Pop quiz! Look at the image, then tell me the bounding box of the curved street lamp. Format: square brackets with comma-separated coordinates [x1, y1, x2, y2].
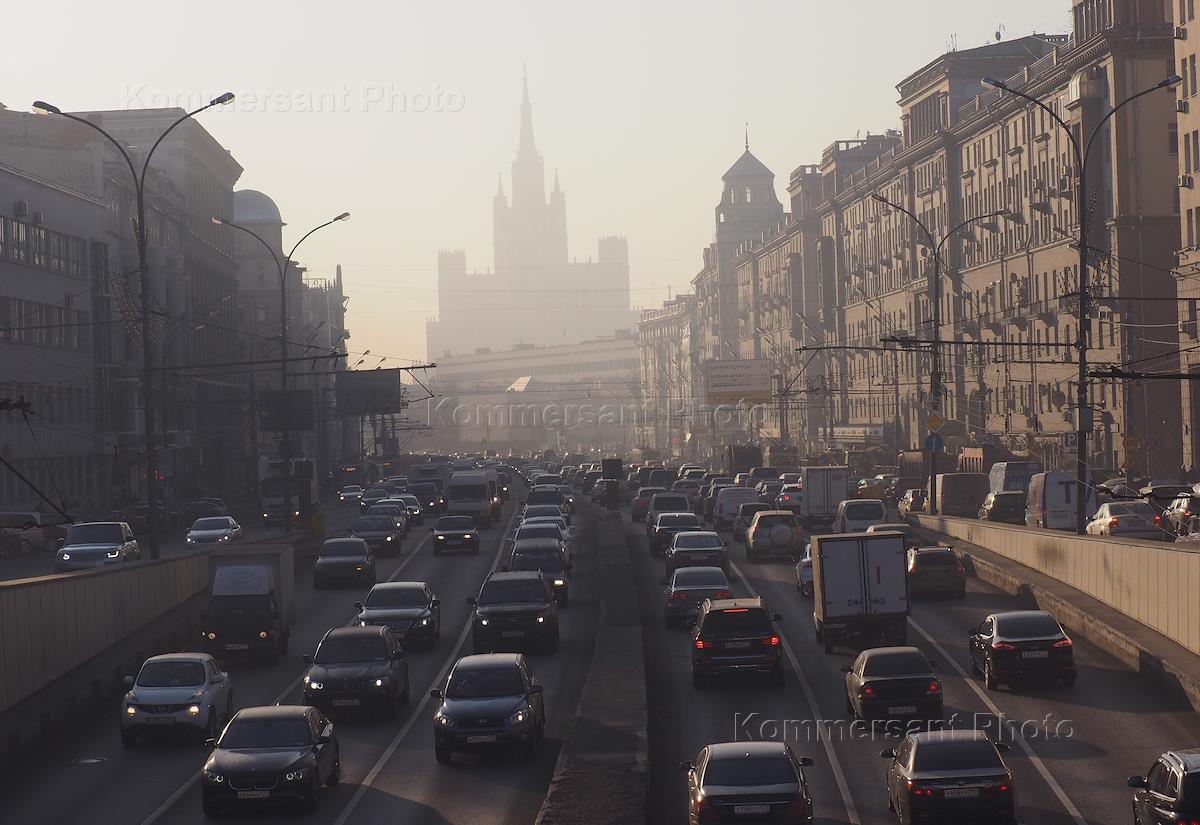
[33, 93, 235, 558]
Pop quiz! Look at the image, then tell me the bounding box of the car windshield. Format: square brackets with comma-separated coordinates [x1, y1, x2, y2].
[437, 517, 475, 531]
[755, 515, 796, 529]
[704, 756, 796, 786]
[861, 652, 930, 677]
[446, 667, 525, 698]
[342, 486, 362, 493]
[398, 495, 421, 506]
[912, 740, 1003, 772]
[365, 586, 427, 608]
[354, 517, 394, 532]
[844, 501, 884, 519]
[65, 523, 123, 544]
[449, 484, 487, 499]
[516, 526, 561, 541]
[478, 578, 548, 604]
[995, 614, 1063, 638]
[191, 518, 230, 531]
[674, 534, 722, 548]
[740, 504, 771, 515]
[525, 506, 562, 518]
[410, 484, 438, 499]
[702, 609, 772, 637]
[363, 490, 387, 500]
[993, 496, 1025, 511]
[660, 515, 700, 527]
[220, 717, 311, 749]
[137, 660, 206, 687]
[321, 540, 365, 557]
[510, 552, 566, 572]
[674, 569, 726, 587]
[315, 635, 389, 663]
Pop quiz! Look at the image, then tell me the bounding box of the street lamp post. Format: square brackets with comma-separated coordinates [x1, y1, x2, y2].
[33, 93, 235, 559]
[211, 213, 350, 532]
[871, 193, 1009, 515]
[983, 73, 1181, 534]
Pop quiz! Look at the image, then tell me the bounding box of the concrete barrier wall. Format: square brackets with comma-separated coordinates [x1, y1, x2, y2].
[0, 554, 211, 714]
[916, 515, 1200, 656]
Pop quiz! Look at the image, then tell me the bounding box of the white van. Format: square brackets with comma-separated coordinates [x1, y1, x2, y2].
[714, 487, 761, 529]
[833, 499, 887, 533]
[1026, 471, 1101, 530]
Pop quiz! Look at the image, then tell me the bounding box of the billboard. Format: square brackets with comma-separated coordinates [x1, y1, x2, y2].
[704, 358, 774, 404]
[259, 389, 314, 431]
[335, 369, 406, 415]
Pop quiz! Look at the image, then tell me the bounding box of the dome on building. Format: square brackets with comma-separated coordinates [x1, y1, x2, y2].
[233, 189, 283, 225]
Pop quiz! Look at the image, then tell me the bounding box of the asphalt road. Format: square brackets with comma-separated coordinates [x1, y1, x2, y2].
[0, 483, 604, 825]
[629, 514, 1200, 825]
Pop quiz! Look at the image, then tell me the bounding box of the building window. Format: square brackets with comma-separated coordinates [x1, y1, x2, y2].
[11, 221, 28, 264]
[745, 187, 753, 203]
[729, 189, 736, 205]
[1171, 122, 1180, 157]
[0, 216, 7, 260]
[1192, 55, 1198, 98]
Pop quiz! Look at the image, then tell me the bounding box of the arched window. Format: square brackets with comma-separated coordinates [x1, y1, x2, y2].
[719, 212, 726, 223]
[745, 187, 753, 203]
[729, 189, 736, 204]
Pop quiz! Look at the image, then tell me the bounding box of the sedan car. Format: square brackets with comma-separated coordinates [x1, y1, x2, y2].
[431, 515, 480, 555]
[337, 485, 363, 505]
[881, 730, 1014, 825]
[55, 521, 139, 572]
[395, 494, 425, 524]
[201, 705, 340, 816]
[978, 491, 1027, 524]
[185, 516, 243, 546]
[302, 626, 410, 717]
[359, 488, 389, 512]
[355, 581, 441, 645]
[969, 609, 1076, 689]
[648, 512, 703, 555]
[468, 571, 560, 653]
[665, 530, 728, 576]
[348, 515, 402, 556]
[431, 653, 546, 763]
[774, 485, 804, 515]
[1084, 501, 1165, 540]
[508, 538, 572, 607]
[121, 653, 232, 745]
[842, 646, 941, 723]
[662, 566, 731, 627]
[313, 537, 375, 588]
[906, 546, 966, 599]
[681, 741, 814, 824]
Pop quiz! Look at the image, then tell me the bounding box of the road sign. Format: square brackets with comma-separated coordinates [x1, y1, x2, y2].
[924, 432, 945, 453]
[1064, 433, 1077, 448]
[925, 413, 945, 432]
[1122, 435, 1140, 450]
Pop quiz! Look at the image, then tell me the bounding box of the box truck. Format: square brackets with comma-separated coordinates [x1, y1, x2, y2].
[201, 545, 295, 664]
[811, 531, 908, 653]
[799, 465, 849, 528]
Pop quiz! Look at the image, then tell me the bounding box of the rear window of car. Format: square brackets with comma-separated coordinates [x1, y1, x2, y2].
[755, 515, 796, 530]
[526, 490, 565, 505]
[738, 503, 771, 516]
[653, 495, 689, 510]
[861, 651, 930, 677]
[912, 740, 1003, 772]
[704, 755, 796, 787]
[994, 613, 1063, 638]
[1108, 503, 1156, 517]
[66, 523, 124, 544]
[701, 608, 772, 637]
[844, 501, 885, 519]
[674, 568, 726, 587]
[913, 550, 957, 567]
[353, 517, 394, 532]
[660, 514, 700, 527]
[437, 517, 475, 530]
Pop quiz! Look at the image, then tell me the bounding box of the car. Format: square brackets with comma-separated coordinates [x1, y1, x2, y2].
[1127, 749, 1200, 824]
[897, 488, 926, 516]
[348, 515, 402, 556]
[648, 511, 703, 555]
[302, 625, 410, 717]
[756, 481, 784, 504]
[662, 566, 731, 627]
[681, 741, 814, 824]
[745, 510, 803, 562]
[508, 538, 572, 607]
[409, 482, 444, 513]
[185, 516, 243, 545]
[703, 479, 734, 521]
[833, 498, 887, 533]
[431, 515, 480, 554]
[359, 488, 388, 512]
[121, 653, 233, 746]
[1085, 501, 1166, 540]
[734, 473, 750, 487]
[366, 502, 408, 534]
[842, 646, 941, 723]
[713, 487, 760, 530]
[665, 530, 728, 576]
[522, 503, 568, 523]
[581, 470, 603, 492]
[200, 705, 340, 816]
[1162, 493, 1200, 535]
[865, 522, 922, 549]
[355, 581, 441, 645]
[506, 520, 569, 551]
[468, 571, 560, 653]
[880, 730, 1014, 825]
[794, 544, 814, 597]
[395, 493, 425, 524]
[647, 492, 692, 528]
[313, 537, 375, 588]
[774, 484, 804, 514]
[968, 609, 1076, 689]
[54, 521, 139, 572]
[631, 486, 667, 522]
[431, 653, 546, 763]
[732, 502, 773, 543]
[907, 546, 966, 599]
[690, 597, 784, 688]
[778, 473, 802, 485]
[976, 491, 1027, 524]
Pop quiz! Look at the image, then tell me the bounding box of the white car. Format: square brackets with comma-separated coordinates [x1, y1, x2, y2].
[121, 653, 233, 745]
[185, 516, 243, 545]
[833, 499, 887, 533]
[1085, 502, 1165, 540]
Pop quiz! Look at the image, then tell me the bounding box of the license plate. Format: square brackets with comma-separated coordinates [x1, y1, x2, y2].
[224, 643, 249, 651]
[1022, 650, 1049, 659]
[146, 717, 176, 725]
[887, 706, 917, 715]
[466, 735, 497, 744]
[332, 698, 361, 707]
[733, 804, 771, 815]
[501, 630, 525, 638]
[237, 791, 269, 799]
[724, 641, 751, 649]
[943, 788, 980, 799]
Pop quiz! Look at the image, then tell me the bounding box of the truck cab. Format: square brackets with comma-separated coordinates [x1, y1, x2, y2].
[201, 548, 295, 664]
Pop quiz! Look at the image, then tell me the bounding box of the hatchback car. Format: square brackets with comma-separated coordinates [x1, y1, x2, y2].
[648, 511, 703, 555]
[647, 492, 692, 528]
[185, 516, 242, 546]
[431, 515, 480, 554]
[302, 626, 410, 717]
[834, 498, 887, 533]
[746, 510, 803, 562]
[665, 530, 728, 576]
[201, 705, 340, 816]
[907, 546, 966, 599]
[969, 610, 1076, 689]
[978, 491, 1027, 524]
[469, 571, 560, 653]
[121, 653, 232, 745]
[681, 741, 814, 824]
[842, 646, 941, 723]
[1128, 749, 1200, 825]
[774, 485, 804, 514]
[880, 730, 1014, 825]
[662, 566, 731, 627]
[355, 581, 441, 645]
[431, 654, 546, 763]
[313, 537, 375, 588]
[55, 521, 139, 572]
[691, 597, 784, 688]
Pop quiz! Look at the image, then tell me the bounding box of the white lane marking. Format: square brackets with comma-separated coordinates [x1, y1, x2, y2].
[729, 560, 861, 825]
[329, 504, 522, 825]
[906, 616, 1087, 825]
[137, 529, 435, 825]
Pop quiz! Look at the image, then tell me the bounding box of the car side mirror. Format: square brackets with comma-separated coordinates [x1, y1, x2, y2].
[302, 654, 313, 664]
[1127, 775, 1148, 789]
[430, 598, 441, 608]
[677, 760, 694, 771]
[123, 675, 135, 687]
[879, 748, 895, 759]
[205, 737, 217, 749]
[430, 689, 443, 700]
[353, 601, 363, 611]
[798, 756, 814, 767]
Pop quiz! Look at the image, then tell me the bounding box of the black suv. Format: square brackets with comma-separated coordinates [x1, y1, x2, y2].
[431, 653, 546, 763]
[301, 626, 410, 718]
[1128, 748, 1200, 824]
[468, 571, 560, 653]
[690, 597, 784, 688]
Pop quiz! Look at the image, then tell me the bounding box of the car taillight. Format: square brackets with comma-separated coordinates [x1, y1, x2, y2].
[1109, 517, 1119, 528]
[714, 590, 732, 599]
[1156, 515, 1163, 525]
[926, 680, 941, 694]
[761, 635, 781, 647]
[1053, 638, 1073, 648]
[783, 796, 808, 816]
[696, 797, 721, 822]
[694, 638, 710, 650]
[860, 685, 876, 697]
[906, 779, 933, 797]
[994, 781, 1012, 793]
[992, 642, 1017, 652]
[670, 591, 687, 602]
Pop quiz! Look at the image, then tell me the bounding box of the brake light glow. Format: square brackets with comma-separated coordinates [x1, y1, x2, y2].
[696, 797, 721, 822]
[995, 782, 1012, 793]
[783, 796, 808, 816]
[723, 608, 750, 613]
[1109, 517, 1119, 528]
[694, 638, 710, 650]
[926, 680, 941, 694]
[761, 635, 781, 647]
[992, 642, 1017, 651]
[1053, 638, 1073, 648]
[906, 779, 933, 797]
[861, 685, 876, 697]
[669, 591, 687, 602]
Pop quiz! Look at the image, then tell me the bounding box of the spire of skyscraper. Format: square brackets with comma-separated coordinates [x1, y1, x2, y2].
[518, 68, 537, 159]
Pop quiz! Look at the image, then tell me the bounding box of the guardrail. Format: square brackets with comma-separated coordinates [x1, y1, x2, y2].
[916, 515, 1200, 656]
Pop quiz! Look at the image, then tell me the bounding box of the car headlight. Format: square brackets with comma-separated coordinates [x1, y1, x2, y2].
[359, 620, 369, 627]
[187, 705, 201, 717]
[553, 579, 565, 587]
[258, 630, 270, 639]
[262, 512, 270, 519]
[385, 535, 393, 542]
[284, 769, 307, 782]
[307, 680, 324, 690]
[480, 618, 490, 626]
[107, 549, 120, 558]
[435, 712, 454, 728]
[125, 705, 137, 716]
[204, 770, 225, 783]
[464, 534, 475, 541]
[61, 553, 71, 560]
[536, 616, 545, 624]
[186, 536, 196, 544]
[219, 534, 230, 542]
[373, 677, 389, 688]
[206, 632, 217, 640]
[416, 616, 430, 626]
[507, 707, 530, 725]
[436, 534, 446, 540]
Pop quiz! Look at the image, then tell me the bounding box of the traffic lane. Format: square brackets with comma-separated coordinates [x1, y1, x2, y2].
[626, 517, 857, 825]
[336, 500, 602, 825]
[0, 507, 430, 825]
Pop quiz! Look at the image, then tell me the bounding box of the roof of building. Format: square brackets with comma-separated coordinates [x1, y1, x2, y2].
[723, 149, 774, 180]
[233, 189, 282, 224]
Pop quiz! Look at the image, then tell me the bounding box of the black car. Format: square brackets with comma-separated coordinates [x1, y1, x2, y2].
[359, 488, 388, 512]
[348, 515, 402, 557]
[468, 571, 560, 654]
[842, 646, 941, 723]
[354, 581, 441, 645]
[431, 515, 480, 555]
[302, 626, 410, 717]
[978, 491, 1027, 525]
[201, 705, 340, 816]
[665, 530, 728, 576]
[409, 482, 443, 513]
[690, 597, 784, 688]
[431, 653, 546, 763]
[907, 546, 966, 599]
[508, 539, 572, 607]
[313, 538, 376, 588]
[880, 730, 1015, 825]
[648, 512, 702, 555]
[1128, 748, 1200, 824]
[681, 741, 814, 824]
[969, 610, 1076, 689]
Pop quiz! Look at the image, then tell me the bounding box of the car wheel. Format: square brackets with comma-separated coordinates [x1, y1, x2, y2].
[201, 793, 223, 818]
[983, 659, 997, 690]
[435, 742, 453, 764]
[328, 750, 341, 785]
[302, 777, 320, 812]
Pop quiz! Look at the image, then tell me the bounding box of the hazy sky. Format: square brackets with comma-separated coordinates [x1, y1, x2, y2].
[8, 0, 1069, 366]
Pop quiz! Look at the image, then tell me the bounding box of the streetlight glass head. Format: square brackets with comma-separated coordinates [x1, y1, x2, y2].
[981, 77, 1005, 91]
[211, 92, 236, 106]
[869, 193, 887, 204]
[335, 212, 351, 222]
[31, 100, 61, 115]
[1162, 75, 1185, 89]
[210, 216, 226, 225]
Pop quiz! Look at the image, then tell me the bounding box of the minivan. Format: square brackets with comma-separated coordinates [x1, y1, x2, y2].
[833, 499, 887, 533]
[1027, 471, 1101, 530]
[713, 487, 761, 530]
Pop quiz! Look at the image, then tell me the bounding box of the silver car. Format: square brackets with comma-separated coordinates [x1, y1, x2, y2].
[55, 521, 139, 572]
[121, 653, 233, 745]
[662, 566, 731, 627]
[1085, 502, 1166, 540]
[185, 516, 243, 545]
